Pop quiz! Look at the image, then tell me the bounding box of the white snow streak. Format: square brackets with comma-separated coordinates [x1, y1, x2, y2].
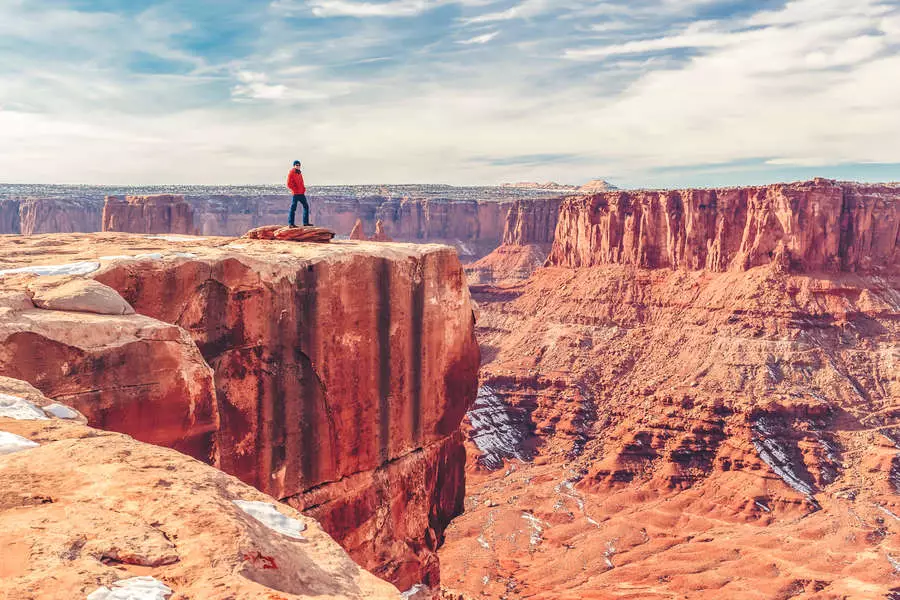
[0, 261, 100, 277]
[86, 576, 173, 600]
[0, 431, 39, 455]
[233, 500, 306, 539]
[147, 235, 207, 242]
[43, 403, 81, 419]
[0, 393, 49, 420]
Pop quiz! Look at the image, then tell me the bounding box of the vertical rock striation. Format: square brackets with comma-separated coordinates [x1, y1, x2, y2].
[103, 195, 196, 235]
[19, 198, 103, 234]
[0, 200, 21, 234]
[548, 179, 900, 274]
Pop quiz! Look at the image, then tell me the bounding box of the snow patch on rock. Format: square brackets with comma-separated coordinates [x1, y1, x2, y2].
[147, 235, 206, 243]
[0, 261, 100, 277]
[468, 386, 533, 470]
[43, 402, 81, 420]
[86, 576, 173, 600]
[233, 500, 306, 540]
[0, 393, 49, 420]
[401, 584, 431, 600]
[0, 431, 40, 455]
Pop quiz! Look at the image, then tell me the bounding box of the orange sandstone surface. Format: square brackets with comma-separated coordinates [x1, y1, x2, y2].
[441, 180, 900, 599]
[0, 378, 401, 600]
[0, 232, 480, 593]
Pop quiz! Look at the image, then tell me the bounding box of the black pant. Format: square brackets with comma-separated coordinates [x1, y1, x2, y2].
[289, 194, 309, 226]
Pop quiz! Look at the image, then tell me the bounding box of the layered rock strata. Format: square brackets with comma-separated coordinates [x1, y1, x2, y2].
[0, 378, 401, 600]
[102, 195, 195, 235]
[0, 233, 480, 591]
[441, 180, 900, 599]
[548, 179, 900, 274]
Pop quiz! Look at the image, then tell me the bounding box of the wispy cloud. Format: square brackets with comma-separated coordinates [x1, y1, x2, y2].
[463, 0, 551, 23]
[458, 31, 499, 44]
[1, 0, 900, 186]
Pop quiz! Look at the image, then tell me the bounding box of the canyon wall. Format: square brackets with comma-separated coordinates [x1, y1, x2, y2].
[0, 233, 480, 592]
[467, 197, 563, 284]
[441, 180, 900, 599]
[102, 194, 195, 234]
[547, 179, 900, 274]
[19, 198, 103, 234]
[501, 197, 562, 246]
[0, 199, 20, 234]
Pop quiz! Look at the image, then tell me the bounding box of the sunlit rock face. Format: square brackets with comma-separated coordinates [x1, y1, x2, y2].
[441, 180, 900, 599]
[0, 233, 479, 591]
[548, 179, 899, 274]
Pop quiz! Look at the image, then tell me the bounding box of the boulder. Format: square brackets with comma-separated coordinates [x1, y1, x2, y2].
[30, 279, 135, 315]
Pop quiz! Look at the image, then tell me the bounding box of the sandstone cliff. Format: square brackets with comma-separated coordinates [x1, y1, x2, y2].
[103, 194, 195, 235]
[0, 199, 20, 234]
[467, 197, 562, 283]
[0, 377, 401, 600]
[19, 197, 103, 234]
[0, 233, 480, 591]
[548, 179, 900, 274]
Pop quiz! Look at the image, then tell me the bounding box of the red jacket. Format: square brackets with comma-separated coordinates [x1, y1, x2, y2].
[287, 169, 306, 195]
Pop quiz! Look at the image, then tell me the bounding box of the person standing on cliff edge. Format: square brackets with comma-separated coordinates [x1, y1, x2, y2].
[287, 160, 311, 227]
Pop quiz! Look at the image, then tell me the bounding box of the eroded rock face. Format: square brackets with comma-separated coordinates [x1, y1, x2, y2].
[0, 233, 480, 591]
[102, 195, 195, 235]
[466, 198, 563, 284]
[19, 198, 103, 234]
[95, 238, 479, 589]
[0, 385, 401, 600]
[441, 182, 900, 598]
[0, 277, 218, 461]
[548, 179, 900, 274]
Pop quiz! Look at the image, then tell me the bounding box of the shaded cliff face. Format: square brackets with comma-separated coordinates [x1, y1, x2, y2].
[0, 379, 402, 600]
[441, 184, 900, 598]
[467, 197, 563, 284]
[501, 197, 562, 246]
[0, 199, 20, 234]
[0, 233, 479, 592]
[548, 180, 900, 274]
[19, 198, 103, 234]
[103, 194, 195, 235]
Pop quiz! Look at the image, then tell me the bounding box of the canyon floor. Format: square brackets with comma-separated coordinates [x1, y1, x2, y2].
[440, 260, 900, 599]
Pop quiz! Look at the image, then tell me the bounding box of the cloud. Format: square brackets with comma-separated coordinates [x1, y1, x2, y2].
[304, 0, 438, 17]
[565, 21, 735, 60]
[463, 0, 552, 23]
[1, 0, 899, 187]
[458, 31, 499, 44]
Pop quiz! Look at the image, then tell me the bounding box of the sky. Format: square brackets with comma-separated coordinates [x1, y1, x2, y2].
[0, 0, 899, 187]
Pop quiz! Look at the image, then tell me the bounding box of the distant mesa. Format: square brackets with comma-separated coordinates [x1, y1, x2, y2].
[501, 181, 578, 191]
[576, 179, 618, 193]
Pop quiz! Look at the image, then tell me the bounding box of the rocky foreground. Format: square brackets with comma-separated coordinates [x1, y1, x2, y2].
[0, 378, 401, 600]
[0, 232, 480, 595]
[442, 180, 900, 599]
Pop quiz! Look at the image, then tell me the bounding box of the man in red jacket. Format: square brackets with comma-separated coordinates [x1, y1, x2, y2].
[287, 160, 311, 227]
